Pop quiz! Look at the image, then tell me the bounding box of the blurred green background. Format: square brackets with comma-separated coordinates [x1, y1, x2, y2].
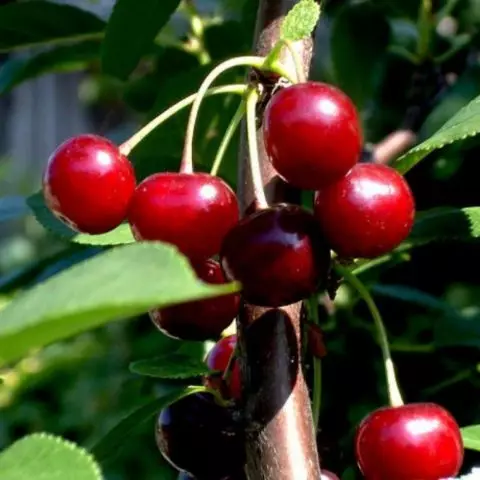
[1, 0, 480, 478]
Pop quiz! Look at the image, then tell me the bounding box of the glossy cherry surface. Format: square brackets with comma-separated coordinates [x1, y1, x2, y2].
[355, 403, 463, 480]
[220, 204, 331, 307]
[150, 259, 240, 340]
[43, 134, 136, 234]
[128, 172, 239, 261]
[263, 81, 362, 190]
[314, 163, 415, 259]
[156, 393, 244, 479]
[205, 334, 241, 400]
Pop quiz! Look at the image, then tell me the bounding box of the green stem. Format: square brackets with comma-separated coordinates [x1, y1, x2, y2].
[417, 0, 433, 60]
[307, 296, 322, 429]
[210, 99, 246, 176]
[180, 56, 267, 173]
[245, 87, 268, 208]
[335, 264, 404, 408]
[119, 84, 247, 156]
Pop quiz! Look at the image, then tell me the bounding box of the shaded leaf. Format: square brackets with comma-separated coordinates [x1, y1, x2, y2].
[0, 242, 240, 366]
[281, 0, 321, 42]
[0, 433, 102, 480]
[395, 93, 480, 175]
[102, 0, 181, 79]
[461, 425, 480, 451]
[130, 352, 213, 379]
[0, 2, 104, 52]
[0, 41, 101, 94]
[331, 4, 390, 109]
[434, 310, 480, 349]
[91, 385, 206, 462]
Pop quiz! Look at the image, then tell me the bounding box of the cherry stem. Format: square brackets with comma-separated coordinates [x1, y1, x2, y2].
[119, 84, 247, 157]
[245, 86, 268, 209]
[210, 99, 246, 176]
[335, 264, 404, 408]
[180, 56, 268, 174]
[221, 344, 238, 384]
[282, 39, 306, 83]
[307, 295, 322, 429]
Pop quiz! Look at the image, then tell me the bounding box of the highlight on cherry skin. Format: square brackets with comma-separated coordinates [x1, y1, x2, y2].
[263, 81, 362, 191]
[150, 259, 240, 341]
[42, 134, 136, 234]
[128, 172, 239, 262]
[314, 163, 415, 259]
[355, 402, 464, 480]
[220, 203, 332, 307]
[205, 334, 241, 400]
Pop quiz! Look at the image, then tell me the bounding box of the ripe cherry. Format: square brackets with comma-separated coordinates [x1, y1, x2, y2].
[314, 163, 415, 259]
[263, 81, 362, 190]
[355, 403, 463, 480]
[221, 204, 331, 307]
[156, 393, 244, 479]
[128, 172, 239, 261]
[150, 259, 240, 341]
[205, 334, 241, 400]
[43, 134, 136, 234]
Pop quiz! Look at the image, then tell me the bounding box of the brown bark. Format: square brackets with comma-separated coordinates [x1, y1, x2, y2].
[236, 1, 321, 479]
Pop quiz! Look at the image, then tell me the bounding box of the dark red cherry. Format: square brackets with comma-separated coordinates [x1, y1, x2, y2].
[150, 259, 240, 341]
[220, 204, 331, 307]
[128, 172, 239, 261]
[355, 403, 463, 480]
[263, 81, 362, 190]
[205, 335, 241, 400]
[314, 163, 415, 259]
[156, 393, 244, 479]
[43, 134, 136, 234]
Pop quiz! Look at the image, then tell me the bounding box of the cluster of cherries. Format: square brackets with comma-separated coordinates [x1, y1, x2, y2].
[42, 78, 464, 479]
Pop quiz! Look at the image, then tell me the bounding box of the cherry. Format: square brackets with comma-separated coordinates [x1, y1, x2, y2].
[128, 172, 239, 261]
[263, 81, 362, 190]
[314, 163, 415, 259]
[156, 393, 244, 479]
[150, 259, 240, 340]
[43, 134, 136, 234]
[220, 204, 331, 307]
[355, 403, 463, 480]
[205, 334, 241, 400]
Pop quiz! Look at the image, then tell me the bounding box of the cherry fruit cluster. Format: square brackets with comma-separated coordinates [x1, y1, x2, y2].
[41, 67, 462, 478]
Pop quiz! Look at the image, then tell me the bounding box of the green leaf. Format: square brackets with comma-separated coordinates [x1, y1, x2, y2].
[461, 425, 480, 451]
[102, 0, 181, 79]
[280, 0, 321, 42]
[394, 93, 480, 175]
[331, 4, 390, 109]
[0, 41, 101, 95]
[91, 385, 206, 462]
[130, 352, 213, 379]
[27, 192, 135, 245]
[0, 433, 102, 480]
[0, 2, 104, 53]
[0, 242, 240, 367]
[0, 196, 29, 222]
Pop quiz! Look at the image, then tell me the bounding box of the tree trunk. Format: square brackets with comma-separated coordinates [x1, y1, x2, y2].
[236, 1, 321, 479]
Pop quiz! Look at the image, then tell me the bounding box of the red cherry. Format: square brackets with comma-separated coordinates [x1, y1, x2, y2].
[220, 204, 331, 307]
[43, 134, 136, 234]
[263, 81, 362, 190]
[150, 259, 240, 341]
[156, 393, 244, 479]
[355, 403, 463, 480]
[314, 163, 415, 258]
[128, 172, 239, 261]
[205, 335, 241, 400]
